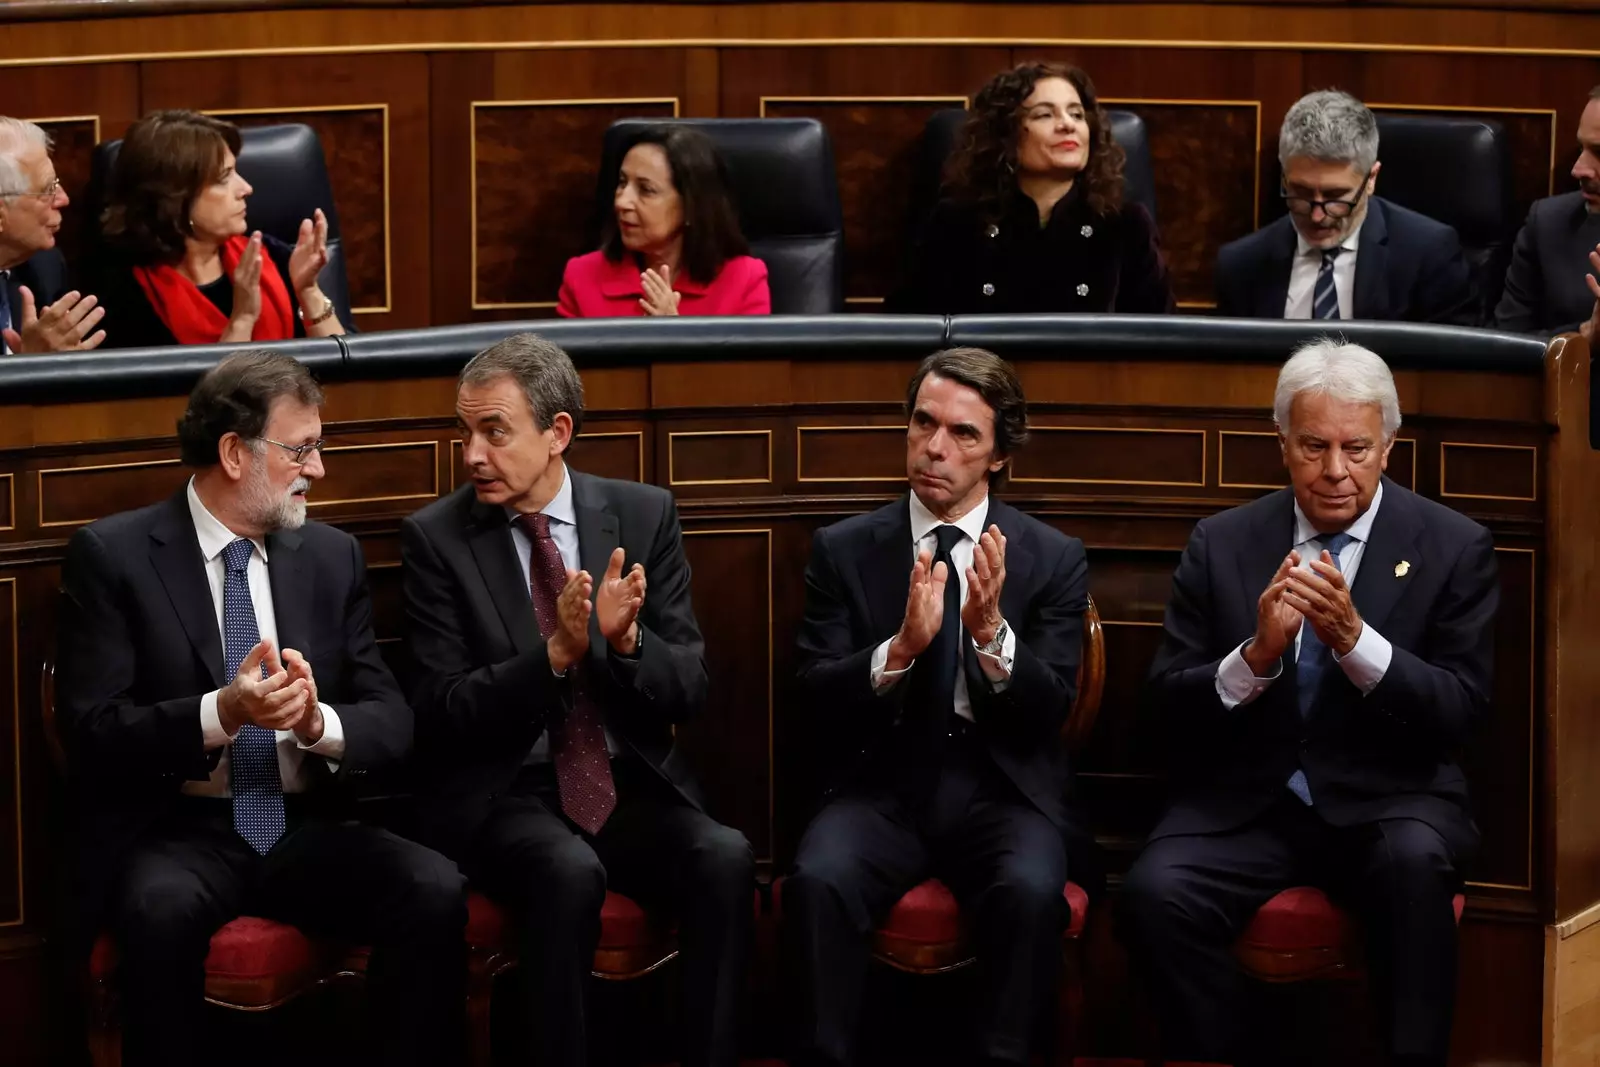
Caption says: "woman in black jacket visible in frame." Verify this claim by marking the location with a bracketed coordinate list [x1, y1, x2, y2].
[892, 61, 1175, 315]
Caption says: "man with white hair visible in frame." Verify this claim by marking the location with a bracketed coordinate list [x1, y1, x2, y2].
[1123, 339, 1499, 1067]
[0, 115, 104, 353]
[1215, 91, 1476, 325]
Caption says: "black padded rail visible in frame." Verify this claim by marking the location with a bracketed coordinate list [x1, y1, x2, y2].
[948, 315, 1549, 373]
[0, 315, 1547, 404]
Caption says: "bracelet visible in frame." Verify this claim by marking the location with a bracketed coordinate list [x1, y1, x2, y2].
[301, 296, 337, 326]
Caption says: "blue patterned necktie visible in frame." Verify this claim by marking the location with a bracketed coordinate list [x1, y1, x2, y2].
[1286, 530, 1354, 806]
[222, 537, 286, 853]
[1312, 248, 1343, 320]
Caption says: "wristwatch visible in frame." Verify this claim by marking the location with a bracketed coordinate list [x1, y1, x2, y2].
[977, 620, 1009, 657]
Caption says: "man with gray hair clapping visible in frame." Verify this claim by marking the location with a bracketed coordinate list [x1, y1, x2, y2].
[1123, 338, 1498, 1067]
[1215, 90, 1476, 326]
[0, 116, 104, 353]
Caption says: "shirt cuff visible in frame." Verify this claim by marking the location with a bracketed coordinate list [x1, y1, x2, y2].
[1215, 641, 1281, 709]
[1333, 623, 1392, 694]
[870, 638, 911, 693]
[973, 619, 1015, 691]
[199, 690, 238, 749]
[297, 703, 346, 764]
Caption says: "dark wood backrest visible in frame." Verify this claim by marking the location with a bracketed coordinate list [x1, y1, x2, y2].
[1063, 595, 1106, 754]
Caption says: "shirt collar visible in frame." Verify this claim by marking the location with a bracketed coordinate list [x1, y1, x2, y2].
[505, 462, 576, 528]
[908, 490, 991, 547]
[186, 477, 268, 564]
[1294, 212, 1365, 259]
[1293, 479, 1383, 547]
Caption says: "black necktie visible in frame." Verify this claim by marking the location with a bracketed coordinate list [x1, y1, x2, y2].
[922, 524, 966, 720]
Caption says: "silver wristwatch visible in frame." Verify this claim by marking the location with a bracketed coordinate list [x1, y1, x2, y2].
[977, 621, 1009, 657]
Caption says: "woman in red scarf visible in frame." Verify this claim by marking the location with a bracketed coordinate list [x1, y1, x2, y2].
[94, 110, 345, 349]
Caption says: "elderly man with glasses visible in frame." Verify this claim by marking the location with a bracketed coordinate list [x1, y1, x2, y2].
[1214, 90, 1477, 325]
[0, 116, 104, 353]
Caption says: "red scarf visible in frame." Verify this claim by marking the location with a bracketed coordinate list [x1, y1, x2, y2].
[133, 235, 296, 345]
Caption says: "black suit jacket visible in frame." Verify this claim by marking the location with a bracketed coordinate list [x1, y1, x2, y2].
[1146, 479, 1497, 860]
[1493, 190, 1600, 338]
[795, 495, 1092, 840]
[5, 247, 70, 319]
[1215, 197, 1478, 325]
[55, 488, 412, 942]
[401, 472, 709, 858]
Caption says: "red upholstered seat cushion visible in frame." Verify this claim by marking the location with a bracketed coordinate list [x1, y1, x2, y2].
[466, 888, 666, 951]
[90, 916, 330, 1008]
[877, 878, 1090, 944]
[1240, 887, 1466, 953]
[466, 889, 509, 949]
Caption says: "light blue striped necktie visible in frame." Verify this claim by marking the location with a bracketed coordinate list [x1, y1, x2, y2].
[1312, 248, 1343, 320]
[1286, 530, 1354, 806]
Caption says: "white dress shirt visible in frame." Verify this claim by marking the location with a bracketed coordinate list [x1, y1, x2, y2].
[869, 493, 1017, 720]
[1284, 215, 1365, 320]
[186, 478, 345, 796]
[505, 464, 621, 760]
[1215, 481, 1393, 709]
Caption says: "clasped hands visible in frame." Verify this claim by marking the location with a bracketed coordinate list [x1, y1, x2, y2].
[1242, 549, 1364, 676]
[547, 547, 647, 673]
[885, 525, 1006, 672]
[216, 640, 324, 745]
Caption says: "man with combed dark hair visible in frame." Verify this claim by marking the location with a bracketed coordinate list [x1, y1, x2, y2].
[55, 350, 467, 1067]
[785, 346, 1094, 1067]
[1123, 339, 1499, 1067]
[401, 332, 753, 1067]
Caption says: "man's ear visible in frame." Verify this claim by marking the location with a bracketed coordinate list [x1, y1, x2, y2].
[550, 411, 575, 456]
[218, 433, 248, 481]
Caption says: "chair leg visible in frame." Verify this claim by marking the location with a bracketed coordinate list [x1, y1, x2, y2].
[86, 984, 122, 1067]
[466, 955, 496, 1067]
[1054, 935, 1085, 1067]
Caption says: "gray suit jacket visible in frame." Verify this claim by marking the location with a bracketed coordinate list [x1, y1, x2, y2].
[1493, 190, 1600, 337]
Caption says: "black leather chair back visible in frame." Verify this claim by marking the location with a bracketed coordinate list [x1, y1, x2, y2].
[87, 123, 353, 326]
[911, 107, 1159, 231]
[1373, 114, 1513, 319]
[596, 118, 844, 314]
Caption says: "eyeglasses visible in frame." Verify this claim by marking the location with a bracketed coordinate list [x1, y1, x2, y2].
[258, 437, 326, 465]
[0, 177, 62, 202]
[1280, 177, 1370, 219]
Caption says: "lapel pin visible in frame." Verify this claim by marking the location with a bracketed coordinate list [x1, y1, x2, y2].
[1394, 560, 1411, 578]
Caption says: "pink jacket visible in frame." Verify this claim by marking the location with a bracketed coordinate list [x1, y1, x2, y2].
[556, 250, 772, 317]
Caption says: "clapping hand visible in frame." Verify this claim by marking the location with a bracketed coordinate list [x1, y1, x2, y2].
[281, 648, 324, 744]
[595, 547, 646, 655]
[961, 525, 1006, 647]
[884, 549, 949, 672]
[2, 287, 105, 353]
[217, 640, 309, 735]
[547, 568, 595, 673]
[639, 265, 681, 316]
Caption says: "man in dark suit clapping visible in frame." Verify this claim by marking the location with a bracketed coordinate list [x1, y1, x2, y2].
[1122, 339, 1499, 1067]
[401, 332, 753, 1067]
[785, 347, 1094, 1067]
[55, 351, 467, 1067]
[1215, 91, 1477, 326]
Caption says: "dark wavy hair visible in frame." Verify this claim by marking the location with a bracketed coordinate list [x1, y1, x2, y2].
[944, 62, 1126, 222]
[177, 350, 324, 468]
[600, 124, 749, 286]
[100, 110, 242, 266]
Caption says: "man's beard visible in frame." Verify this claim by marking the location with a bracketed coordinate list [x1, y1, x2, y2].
[244, 465, 311, 532]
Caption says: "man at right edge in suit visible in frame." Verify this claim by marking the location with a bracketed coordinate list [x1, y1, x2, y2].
[1122, 339, 1499, 1067]
[785, 347, 1093, 1067]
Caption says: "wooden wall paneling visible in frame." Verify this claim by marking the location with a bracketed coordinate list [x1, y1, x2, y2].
[137, 53, 432, 332]
[429, 49, 689, 322]
[679, 526, 775, 862]
[0, 64, 141, 282]
[0, 575, 18, 929]
[35, 452, 186, 532]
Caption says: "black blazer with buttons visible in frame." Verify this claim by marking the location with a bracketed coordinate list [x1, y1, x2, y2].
[888, 184, 1175, 315]
[400, 471, 709, 860]
[1145, 478, 1497, 861]
[54, 488, 412, 945]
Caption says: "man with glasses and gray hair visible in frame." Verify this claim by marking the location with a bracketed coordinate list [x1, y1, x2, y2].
[1123, 339, 1498, 1067]
[55, 350, 468, 1067]
[0, 116, 104, 352]
[1215, 90, 1476, 325]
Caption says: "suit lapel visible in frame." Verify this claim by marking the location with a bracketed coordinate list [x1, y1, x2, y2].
[571, 472, 621, 647]
[1348, 478, 1420, 635]
[147, 491, 226, 689]
[1352, 198, 1389, 320]
[1261, 218, 1296, 318]
[266, 528, 311, 657]
[861, 497, 914, 640]
[466, 498, 539, 656]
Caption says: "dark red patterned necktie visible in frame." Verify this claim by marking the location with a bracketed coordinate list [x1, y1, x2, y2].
[517, 512, 617, 835]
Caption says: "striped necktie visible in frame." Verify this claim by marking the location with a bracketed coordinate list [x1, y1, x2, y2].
[1312, 248, 1343, 320]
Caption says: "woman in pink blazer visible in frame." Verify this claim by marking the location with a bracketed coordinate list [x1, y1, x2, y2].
[558, 125, 771, 317]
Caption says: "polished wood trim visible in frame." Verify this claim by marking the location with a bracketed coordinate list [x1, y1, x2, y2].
[794, 424, 904, 484]
[36, 457, 182, 530]
[1439, 441, 1540, 502]
[204, 103, 394, 314]
[1216, 429, 1283, 490]
[1010, 425, 1207, 488]
[313, 440, 441, 508]
[0, 578, 20, 928]
[468, 96, 682, 311]
[0, 474, 13, 534]
[667, 429, 773, 487]
[757, 93, 969, 116]
[1103, 96, 1263, 230]
[24, 113, 102, 141]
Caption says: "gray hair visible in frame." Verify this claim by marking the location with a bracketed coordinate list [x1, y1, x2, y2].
[460, 332, 585, 439]
[1278, 90, 1379, 175]
[1273, 338, 1401, 440]
[0, 118, 52, 198]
